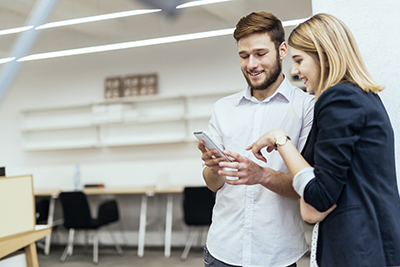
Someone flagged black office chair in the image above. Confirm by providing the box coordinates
[35,199,50,251]
[35,198,50,224]
[181,186,215,260]
[59,191,123,264]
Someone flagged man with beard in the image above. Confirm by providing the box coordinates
[198,11,314,267]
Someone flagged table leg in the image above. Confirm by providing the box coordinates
[44,193,57,255]
[164,194,173,258]
[25,243,39,267]
[137,194,147,257]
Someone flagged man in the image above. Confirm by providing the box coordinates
[198,11,314,267]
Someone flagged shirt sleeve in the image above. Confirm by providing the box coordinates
[293,167,315,198]
[304,85,365,212]
[297,96,315,152]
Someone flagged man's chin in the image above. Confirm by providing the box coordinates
[249,82,267,91]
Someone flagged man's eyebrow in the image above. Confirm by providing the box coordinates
[239,48,268,54]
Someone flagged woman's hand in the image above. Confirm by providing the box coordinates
[246,129,288,162]
[300,198,337,223]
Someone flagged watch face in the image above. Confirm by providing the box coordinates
[276,136,287,146]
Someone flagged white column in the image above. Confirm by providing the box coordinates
[312,0,400,192]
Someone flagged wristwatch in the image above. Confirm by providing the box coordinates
[274,135,291,150]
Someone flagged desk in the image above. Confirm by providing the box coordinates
[35,186,183,258]
[0,225,51,267]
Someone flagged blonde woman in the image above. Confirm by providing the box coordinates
[245,13,400,266]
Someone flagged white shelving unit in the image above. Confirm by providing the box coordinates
[20,90,239,151]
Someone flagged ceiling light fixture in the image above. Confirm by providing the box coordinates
[1,17,308,63]
[0,57,16,65]
[282,18,309,27]
[177,0,234,9]
[0,26,34,36]
[35,9,161,30]
[17,28,235,62]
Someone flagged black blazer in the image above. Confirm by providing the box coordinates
[302,83,400,267]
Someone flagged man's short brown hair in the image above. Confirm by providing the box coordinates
[234,11,285,50]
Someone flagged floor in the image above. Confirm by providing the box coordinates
[37,245,311,267]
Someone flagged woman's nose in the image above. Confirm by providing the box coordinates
[291,65,299,76]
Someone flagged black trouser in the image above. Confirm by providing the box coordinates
[204,247,297,267]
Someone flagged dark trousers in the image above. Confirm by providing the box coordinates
[204,247,297,267]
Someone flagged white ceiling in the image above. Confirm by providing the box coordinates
[0,0,312,59]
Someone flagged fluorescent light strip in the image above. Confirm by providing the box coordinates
[177,0,234,9]
[0,0,232,36]
[0,26,34,36]
[36,9,161,30]
[0,57,16,64]
[18,28,235,62]
[282,18,309,27]
[1,17,308,63]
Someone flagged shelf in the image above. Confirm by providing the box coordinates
[24,141,97,151]
[21,122,93,132]
[20,90,239,150]
[101,136,187,147]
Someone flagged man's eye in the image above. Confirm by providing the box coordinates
[257,53,266,57]
[240,55,249,59]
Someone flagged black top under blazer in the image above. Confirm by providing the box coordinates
[302,82,400,267]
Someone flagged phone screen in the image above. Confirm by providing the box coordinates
[193,131,232,162]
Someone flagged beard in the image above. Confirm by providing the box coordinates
[243,53,282,91]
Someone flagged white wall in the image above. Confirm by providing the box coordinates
[0,36,245,189]
[0,4,312,246]
[312,0,400,191]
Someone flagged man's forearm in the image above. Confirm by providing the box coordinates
[260,169,300,198]
[203,167,226,192]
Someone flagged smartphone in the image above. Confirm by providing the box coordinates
[193,131,232,162]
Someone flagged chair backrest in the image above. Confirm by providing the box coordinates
[59,191,93,229]
[183,186,215,226]
[35,199,49,224]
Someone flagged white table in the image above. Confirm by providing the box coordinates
[34,186,183,258]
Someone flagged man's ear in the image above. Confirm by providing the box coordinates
[279,42,288,60]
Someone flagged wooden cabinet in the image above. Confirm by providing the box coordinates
[20,90,238,151]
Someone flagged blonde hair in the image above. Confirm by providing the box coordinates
[288,13,384,99]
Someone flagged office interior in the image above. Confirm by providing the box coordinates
[1,0,399,266]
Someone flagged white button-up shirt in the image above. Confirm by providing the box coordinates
[206,77,314,267]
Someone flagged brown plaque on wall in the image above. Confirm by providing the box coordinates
[104,76,122,99]
[123,75,141,97]
[139,73,158,96]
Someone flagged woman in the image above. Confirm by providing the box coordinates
[246,13,400,266]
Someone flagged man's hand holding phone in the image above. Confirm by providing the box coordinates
[195,132,230,175]
[194,131,232,162]
[195,131,239,181]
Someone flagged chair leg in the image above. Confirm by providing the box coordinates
[181,228,199,261]
[60,229,75,263]
[93,230,99,265]
[107,225,123,255]
[83,230,89,255]
[118,221,129,246]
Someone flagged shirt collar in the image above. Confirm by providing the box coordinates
[235,76,292,105]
